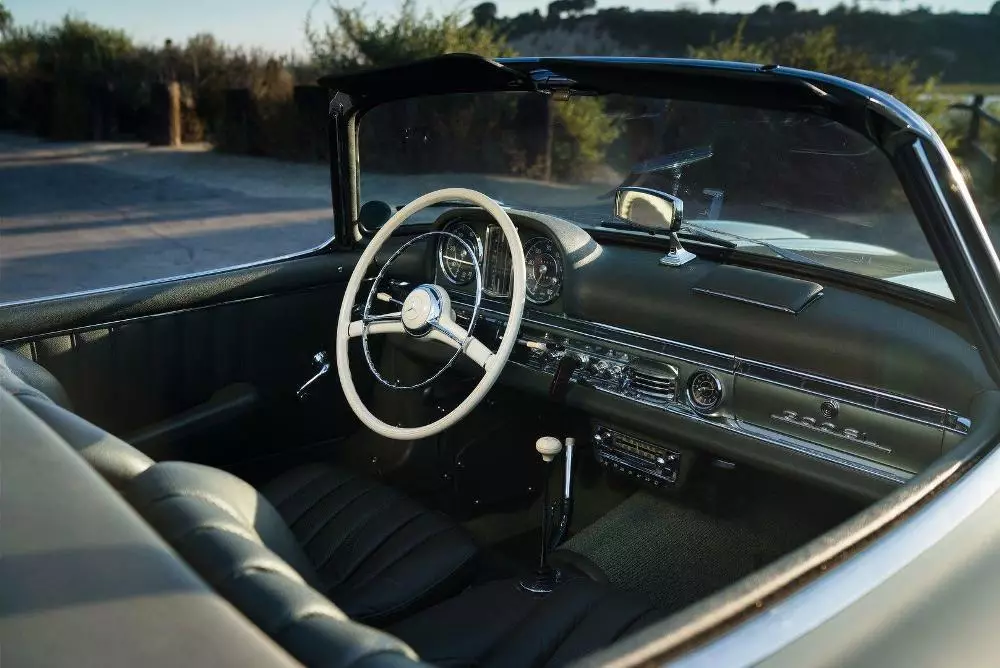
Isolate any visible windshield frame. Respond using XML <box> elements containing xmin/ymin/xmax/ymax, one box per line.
<box><xmin>330</xmin><ymin>55</ymin><xmax>998</xmax><ymax>366</ymax></box>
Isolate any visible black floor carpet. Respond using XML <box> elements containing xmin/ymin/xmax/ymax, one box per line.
<box><xmin>562</xmin><ymin>480</ymin><xmax>858</xmax><ymax>613</ymax></box>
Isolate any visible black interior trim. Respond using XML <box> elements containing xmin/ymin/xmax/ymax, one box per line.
<box><xmin>0</xmin><ymin>253</ymin><xmax>359</xmax><ymax>344</ymax></box>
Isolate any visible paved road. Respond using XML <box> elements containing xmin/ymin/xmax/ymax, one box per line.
<box><xmin>0</xmin><ymin>133</ymin><xmax>337</xmax><ymax>303</ymax></box>
<box><xmin>0</xmin><ymin>133</ymin><xmax>611</xmax><ymax>304</ymax></box>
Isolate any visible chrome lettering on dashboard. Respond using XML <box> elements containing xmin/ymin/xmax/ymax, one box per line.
<box><xmin>770</xmin><ymin>409</ymin><xmax>891</xmax><ymax>454</ymax></box>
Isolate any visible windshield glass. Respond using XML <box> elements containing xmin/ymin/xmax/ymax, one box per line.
<box><xmin>359</xmin><ymin>92</ymin><xmax>947</xmax><ymax>300</ymax></box>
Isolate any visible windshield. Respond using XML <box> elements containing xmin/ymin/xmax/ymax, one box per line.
<box><xmin>359</xmin><ymin>92</ymin><xmax>946</xmax><ymax>299</ymax></box>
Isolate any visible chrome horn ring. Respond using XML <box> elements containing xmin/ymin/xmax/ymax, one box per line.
<box><xmin>360</xmin><ymin>230</ymin><xmax>483</xmax><ymax>390</ymax></box>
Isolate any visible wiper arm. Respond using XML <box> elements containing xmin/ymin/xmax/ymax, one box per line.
<box><xmin>602</xmin><ymin>218</ymin><xmax>739</xmax><ymax>249</ymax></box>
<box><xmin>600</xmin><ymin>217</ymin><xmax>663</xmax><ymax>235</ymax></box>
<box><xmin>675</xmin><ymin>228</ymin><xmax>737</xmax><ymax>249</ymax></box>
<box><xmin>681</xmin><ymin>223</ymin><xmax>823</xmax><ymax>267</ymax></box>
<box><xmin>395</xmin><ymin>199</ymin><xmax>507</xmax><ymax>210</ymax></box>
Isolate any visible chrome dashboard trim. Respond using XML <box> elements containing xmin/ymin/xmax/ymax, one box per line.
<box><xmin>451</xmin><ymin>293</ymin><xmax>971</xmax><ymax>442</ymax></box>
<box><xmin>737</xmin><ymin>369</ymin><xmax>958</xmax><ymax>435</ymax></box>
<box><xmin>769</xmin><ymin>412</ymin><xmax>892</xmax><ymax>454</ymax></box>
<box><xmin>508</xmin><ymin>356</ymin><xmax>910</xmax><ymax>485</ymax></box>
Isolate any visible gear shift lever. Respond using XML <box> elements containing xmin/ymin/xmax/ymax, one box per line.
<box><xmin>519</xmin><ymin>436</ymin><xmax>565</xmax><ymax>594</ymax></box>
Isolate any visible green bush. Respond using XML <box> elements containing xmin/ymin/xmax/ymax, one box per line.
<box><xmin>689</xmin><ymin>23</ymin><xmax>958</xmax><ymax>147</ymax></box>
<box><xmin>308</xmin><ymin>1</ymin><xmax>619</xmax><ymax>180</ymax></box>
<box><xmin>306</xmin><ymin>0</ymin><xmax>513</xmax><ymax>72</ymax></box>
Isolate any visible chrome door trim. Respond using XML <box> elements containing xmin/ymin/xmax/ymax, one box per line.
<box><xmin>669</xmin><ymin>436</ymin><xmax>1000</xmax><ymax>668</ymax></box>
<box><xmin>0</xmin><ymin>236</ymin><xmax>337</xmax><ymax>309</ymax></box>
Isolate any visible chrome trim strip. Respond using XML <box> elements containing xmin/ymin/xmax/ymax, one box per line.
<box><xmin>510</xmin><ymin>357</ymin><xmax>910</xmax><ymax>485</ymax></box>
<box><xmin>0</xmin><ymin>236</ymin><xmax>337</xmax><ymax>309</ymax></box>
<box><xmin>738</xmin><ymin>358</ymin><xmax>946</xmax><ymax>413</ymax></box>
<box><xmin>914</xmin><ymin>140</ymin><xmax>1000</xmax><ymax>344</ymax></box>
<box><xmin>691</xmin><ymin>287</ymin><xmax>799</xmax><ymax>314</ymax></box>
<box><xmin>769</xmin><ymin>413</ymin><xmax>892</xmax><ymax>454</ymax></box>
<box><xmin>452</xmin><ymin>294</ymin><xmax>971</xmax><ymax>433</ymax></box>
<box><xmin>0</xmin><ymin>287</ymin><xmax>334</xmax><ymax>346</ymax></box>
<box><xmin>738</xmin><ymin>370</ymin><xmax>957</xmax><ymax>434</ymax></box>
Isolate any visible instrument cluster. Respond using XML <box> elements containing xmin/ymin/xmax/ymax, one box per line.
<box><xmin>437</xmin><ymin>220</ymin><xmax>564</xmax><ymax>305</ymax></box>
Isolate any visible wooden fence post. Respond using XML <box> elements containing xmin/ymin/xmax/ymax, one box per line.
<box><xmin>168</xmin><ymin>81</ymin><xmax>182</xmax><ymax>147</ymax></box>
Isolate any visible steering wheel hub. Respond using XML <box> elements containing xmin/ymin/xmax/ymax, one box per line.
<box><xmin>401</xmin><ymin>285</ymin><xmax>443</xmax><ymax>335</ymax></box>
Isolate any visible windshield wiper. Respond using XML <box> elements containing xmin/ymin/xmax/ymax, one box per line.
<box><xmin>395</xmin><ymin>199</ymin><xmax>507</xmax><ymax>210</ymax></box>
<box><xmin>681</xmin><ymin>223</ymin><xmax>823</xmax><ymax>267</ymax></box>
<box><xmin>602</xmin><ymin>218</ymin><xmax>738</xmax><ymax>249</ymax></box>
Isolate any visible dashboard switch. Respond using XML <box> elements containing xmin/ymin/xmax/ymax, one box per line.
<box><xmin>549</xmin><ymin>354</ymin><xmax>582</xmax><ymax>401</ymax></box>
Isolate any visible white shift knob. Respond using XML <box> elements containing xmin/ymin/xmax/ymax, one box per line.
<box><xmin>536</xmin><ymin>436</ymin><xmax>563</xmax><ymax>462</ymax></box>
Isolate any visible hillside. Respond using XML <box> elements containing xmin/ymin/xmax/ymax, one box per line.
<box><xmin>498</xmin><ymin>8</ymin><xmax>1000</xmax><ymax>83</ymax></box>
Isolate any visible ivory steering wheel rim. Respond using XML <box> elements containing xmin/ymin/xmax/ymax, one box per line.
<box><xmin>336</xmin><ymin>188</ymin><xmax>527</xmax><ymax>440</ymax></box>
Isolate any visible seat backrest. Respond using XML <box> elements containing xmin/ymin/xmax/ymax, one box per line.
<box><xmin>0</xmin><ymin>390</ymin><xmax>302</xmax><ymax>668</ymax></box>
<box><xmin>125</xmin><ymin>461</ymin><xmax>429</xmax><ymax>668</ymax></box>
<box><xmin>0</xmin><ymin>347</ymin><xmax>154</xmax><ymax>489</ymax></box>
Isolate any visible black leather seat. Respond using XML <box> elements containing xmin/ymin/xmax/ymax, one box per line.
<box><xmin>125</xmin><ymin>459</ymin><xmax>662</xmax><ymax>668</ymax></box>
<box><xmin>0</xmin><ymin>347</ymin><xmax>477</xmax><ymax>624</ymax></box>
<box><xmin>261</xmin><ymin>464</ymin><xmax>478</xmax><ymax>624</ymax></box>
<box><xmin>2</xmin><ymin>347</ymin><xmax>666</xmax><ymax>666</ymax></box>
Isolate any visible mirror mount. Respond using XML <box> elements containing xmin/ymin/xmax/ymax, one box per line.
<box><xmin>613</xmin><ymin>186</ymin><xmax>696</xmax><ymax>267</ymax></box>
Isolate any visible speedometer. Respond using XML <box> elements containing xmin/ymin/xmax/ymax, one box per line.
<box><xmin>524</xmin><ymin>237</ymin><xmax>563</xmax><ymax>304</ymax></box>
<box><xmin>438</xmin><ymin>222</ymin><xmax>482</xmax><ymax>285</ymax></box>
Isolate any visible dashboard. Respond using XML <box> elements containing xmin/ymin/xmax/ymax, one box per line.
<box><xmin>392</xmin><ymin>207</ymin><xmax>991</xmax><ymax>499</ymax></box>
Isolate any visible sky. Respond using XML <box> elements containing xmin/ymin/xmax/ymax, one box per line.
<box><xmin>6</xmin><ymin>0</ymin><xmax>995</xmax><ymax>55</ymax></box>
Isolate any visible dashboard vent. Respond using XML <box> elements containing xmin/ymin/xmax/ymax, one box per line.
<box><xmin>484</xmin><ymin>224</ymin><xmax>512</xmax><ymax>297</ymax></box>
<box><xmin>628</xmin><ymin>364</ymin><xmax>678</xmax><ymax>405</ymax></box>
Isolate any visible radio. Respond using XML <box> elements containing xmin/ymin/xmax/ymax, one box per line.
<box><xmin>592</xmin><ymin>425</ymin><xmax>681</xmax><ymax>487</ymax></box>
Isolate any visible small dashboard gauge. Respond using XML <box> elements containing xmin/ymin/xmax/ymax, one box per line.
<box><xmin>524</xmin><ymin>237</ymin><xmax>564</xmax><ymax>304</ymax></box>
<box><xmin>687</xmin><ymin>370</ymin><xmax>724</xmax><ymax>414</ymax></box>
<box><xmin>438</xmin><ymin>222</ymin><xmax>482</xmax><ymax>285</ymax></box>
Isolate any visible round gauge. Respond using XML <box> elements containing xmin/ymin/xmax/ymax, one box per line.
<box><xmin>687</xmin><ymin>370</ymin><xmax>724</xmax><ymax>414</ymax></box>
<box><xmin>438</xmin><ymin>222</ymin><xmax>482</xmax><ymax>285</ymax></box>
<box><xmin>524</xmin><ymin>237</ymin><xmax>564</xmax><ymax>304</ymax></box>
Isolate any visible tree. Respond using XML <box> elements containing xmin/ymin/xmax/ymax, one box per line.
<box><xmin>990</xmin><ymin>0</ymin><xmax>1000</xmax><ymax>15</ymax></box>
<box><xmin>774</xmin><ymin>1</ymin><xmax>797</xmax><ymax>12</ymax></box>
<box><xmin>0</xmin><ymin>1</ymin><xmax>12</xmax><ymax>37</ymax></box>
<box><xmin>472</xmin><ymin>2</ymin><xmax>498</xmax><ymax>26</ymax></box>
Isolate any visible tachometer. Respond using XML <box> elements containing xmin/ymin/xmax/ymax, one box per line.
<box><xmin>438</xmin><ymin>222</ymin><xmax>482</xmax><ymax>285</ymax></box>
<box><xmin>524</xmin><ymin>237</ymin><xmax>563</xmax><ymax>304</ymax></box>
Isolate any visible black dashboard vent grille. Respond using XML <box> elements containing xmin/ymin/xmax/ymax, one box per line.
<box><xmin>484</xmin><ymin>224</ymin><xmax>512</xmax><ymax>297</ymax></box>
<box><xmin>628</xmin><ymin>365</ymin><xmax>678</xmax><ymax>404</ymax></box>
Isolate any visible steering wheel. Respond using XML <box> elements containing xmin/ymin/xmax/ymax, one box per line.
<box><xmin>336</xmin><ymin>188</ymin><xmax>526</xmax><ymax>440</ymax></box>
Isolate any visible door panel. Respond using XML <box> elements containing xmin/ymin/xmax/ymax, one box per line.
<box><xmin>1</xmin><ymin>252</ymin><xmax>363</xmax><ymax>475</ymax></box>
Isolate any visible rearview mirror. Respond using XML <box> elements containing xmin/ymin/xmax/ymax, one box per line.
<box><xmin>613</xmin><ymin>187</ymin><xmax>684</xmax><ymax>234</ymax></box>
